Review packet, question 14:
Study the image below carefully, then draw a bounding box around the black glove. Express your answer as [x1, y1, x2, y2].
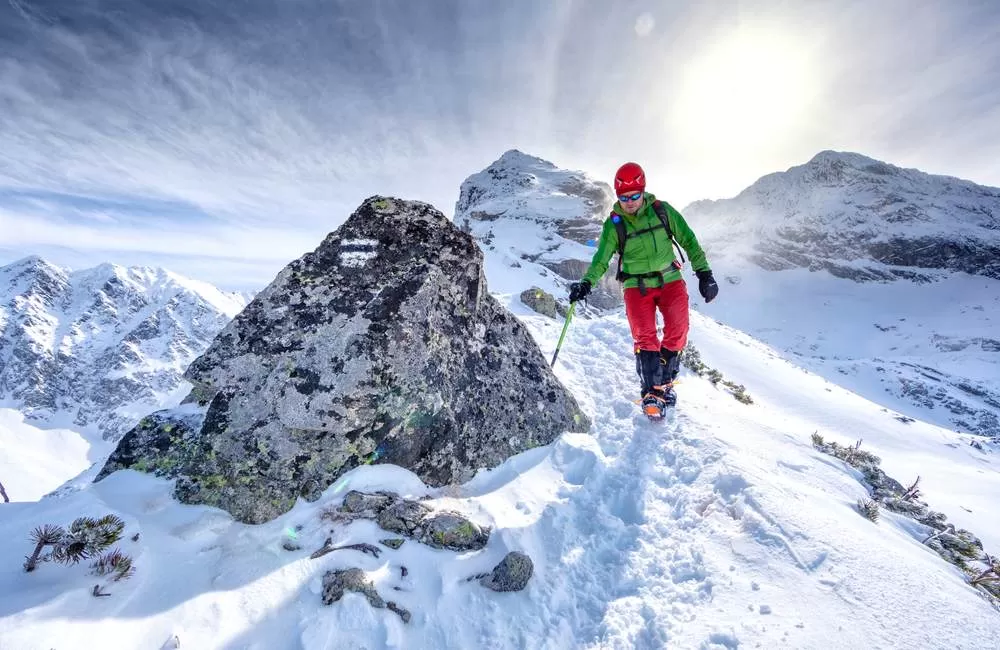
[695, 270, 719, 303]
[568, 279, 592, 303]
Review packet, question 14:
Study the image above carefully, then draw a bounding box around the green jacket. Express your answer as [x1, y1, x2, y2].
[581, 192, 710, 290]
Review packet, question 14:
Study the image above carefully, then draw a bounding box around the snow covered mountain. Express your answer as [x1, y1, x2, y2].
[455, 149, 620, 310]
[0, 256, 246, 440]
[684, 152, 1000, 438]
[687, 150, 1000, 282]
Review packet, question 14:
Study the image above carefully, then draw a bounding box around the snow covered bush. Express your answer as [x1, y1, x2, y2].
[91, 548, 135, 582]
[857, 498, 880, 522]
[682, 343, 755, 405]
[812, 432, 1000, 608]
[969, 554, 1000, 590]
[23, 514, 125, 572]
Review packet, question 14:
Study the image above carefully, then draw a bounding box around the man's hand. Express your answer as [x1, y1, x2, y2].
[568, 279, 592, 303]
[695, 270, 719, 303]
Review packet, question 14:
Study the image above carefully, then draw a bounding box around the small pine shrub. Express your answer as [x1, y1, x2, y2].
[724, 381, 754, 404]
[857, 498, 880, 522]
[24, 515, 125, 572]
[970, 554, 1000, 588]
[91, 549, 135, 582]
[681, 343, 707, 376]
[811, 432, 825, 448]
[677, 342, 753, 404]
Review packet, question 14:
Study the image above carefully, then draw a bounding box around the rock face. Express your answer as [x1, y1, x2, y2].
[0, 256, 246, 440]
[97, 197, 590, 524]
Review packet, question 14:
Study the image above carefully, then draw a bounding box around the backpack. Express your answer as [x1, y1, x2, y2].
[609, 200, 686, 293]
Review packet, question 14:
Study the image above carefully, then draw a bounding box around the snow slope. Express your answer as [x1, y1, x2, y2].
[683, 151, 1000, 438]
[2, 302, 998, 649]
[0, 408, 113, 502]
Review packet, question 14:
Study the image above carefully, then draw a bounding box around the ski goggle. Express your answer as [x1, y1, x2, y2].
[618, 192, 643, 202]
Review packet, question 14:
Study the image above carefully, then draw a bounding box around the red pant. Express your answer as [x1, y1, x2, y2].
[624, 279, 690, 352]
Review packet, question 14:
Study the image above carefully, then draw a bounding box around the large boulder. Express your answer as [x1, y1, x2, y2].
[97, 196, 590, 523]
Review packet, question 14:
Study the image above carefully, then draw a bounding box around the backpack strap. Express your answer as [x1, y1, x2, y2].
[608, 212, 664, 294]
[610, 213, 629, 282]
[651, 200, 686, 265]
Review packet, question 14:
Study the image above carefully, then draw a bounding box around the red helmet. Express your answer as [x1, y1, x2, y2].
[614, 162, 646, 195]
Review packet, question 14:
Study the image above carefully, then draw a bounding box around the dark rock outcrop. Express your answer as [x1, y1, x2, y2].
[519, 287, 566, 319]
[479, 551, 534, 592]
[321, 568, 412, 623]
[97, 197, 589, 523]
[336, 489, 490, 552]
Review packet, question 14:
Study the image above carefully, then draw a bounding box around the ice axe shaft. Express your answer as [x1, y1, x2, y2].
[550, 301, 576, 367]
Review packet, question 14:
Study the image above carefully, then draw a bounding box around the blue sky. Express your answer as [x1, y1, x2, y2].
[1, 0, 999, 290]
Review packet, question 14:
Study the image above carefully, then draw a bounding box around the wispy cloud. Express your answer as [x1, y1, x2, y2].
[1, 0, 998, 289]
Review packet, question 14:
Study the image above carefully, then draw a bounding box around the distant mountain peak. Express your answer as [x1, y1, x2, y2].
[3, 255, 64, 276]
[806, 150, 881, 167]
[493, 149, 556, 169]
[0, 256, 247, 440]
[453, 150, 621, 307]
[687, 151, 1000, 282]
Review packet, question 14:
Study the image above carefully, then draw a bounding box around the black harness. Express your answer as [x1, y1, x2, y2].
[611, 200, 686, 295]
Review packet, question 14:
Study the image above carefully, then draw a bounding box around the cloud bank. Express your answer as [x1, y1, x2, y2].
[1, 0, 998, 289]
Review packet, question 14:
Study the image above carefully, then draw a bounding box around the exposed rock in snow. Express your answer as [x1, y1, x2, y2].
[98, 196, 590, 523]
[479, 551, 534, 592]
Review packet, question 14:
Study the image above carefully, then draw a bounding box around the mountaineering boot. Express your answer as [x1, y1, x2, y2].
[658, 348, 682, 407]
[641, 390, 668, 418]
[660, 347, 682, 383]
[636, 349, 668, 418]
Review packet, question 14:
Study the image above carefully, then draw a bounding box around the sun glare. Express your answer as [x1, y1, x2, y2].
[671, 26, 818, 156]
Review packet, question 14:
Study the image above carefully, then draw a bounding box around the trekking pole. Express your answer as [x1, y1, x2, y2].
[550, 301, 576, 367]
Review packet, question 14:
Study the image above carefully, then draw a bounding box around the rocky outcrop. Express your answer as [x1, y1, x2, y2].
[332, 489, 491, 551]
[97, 197, 590, 523]
[519, 287, 567, 319]
[321, 568, 412, 622]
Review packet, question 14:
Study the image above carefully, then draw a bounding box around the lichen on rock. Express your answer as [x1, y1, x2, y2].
[96, 196, 590, 524]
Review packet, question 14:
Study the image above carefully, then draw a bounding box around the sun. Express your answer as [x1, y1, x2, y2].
[670, 25, 818, 155]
